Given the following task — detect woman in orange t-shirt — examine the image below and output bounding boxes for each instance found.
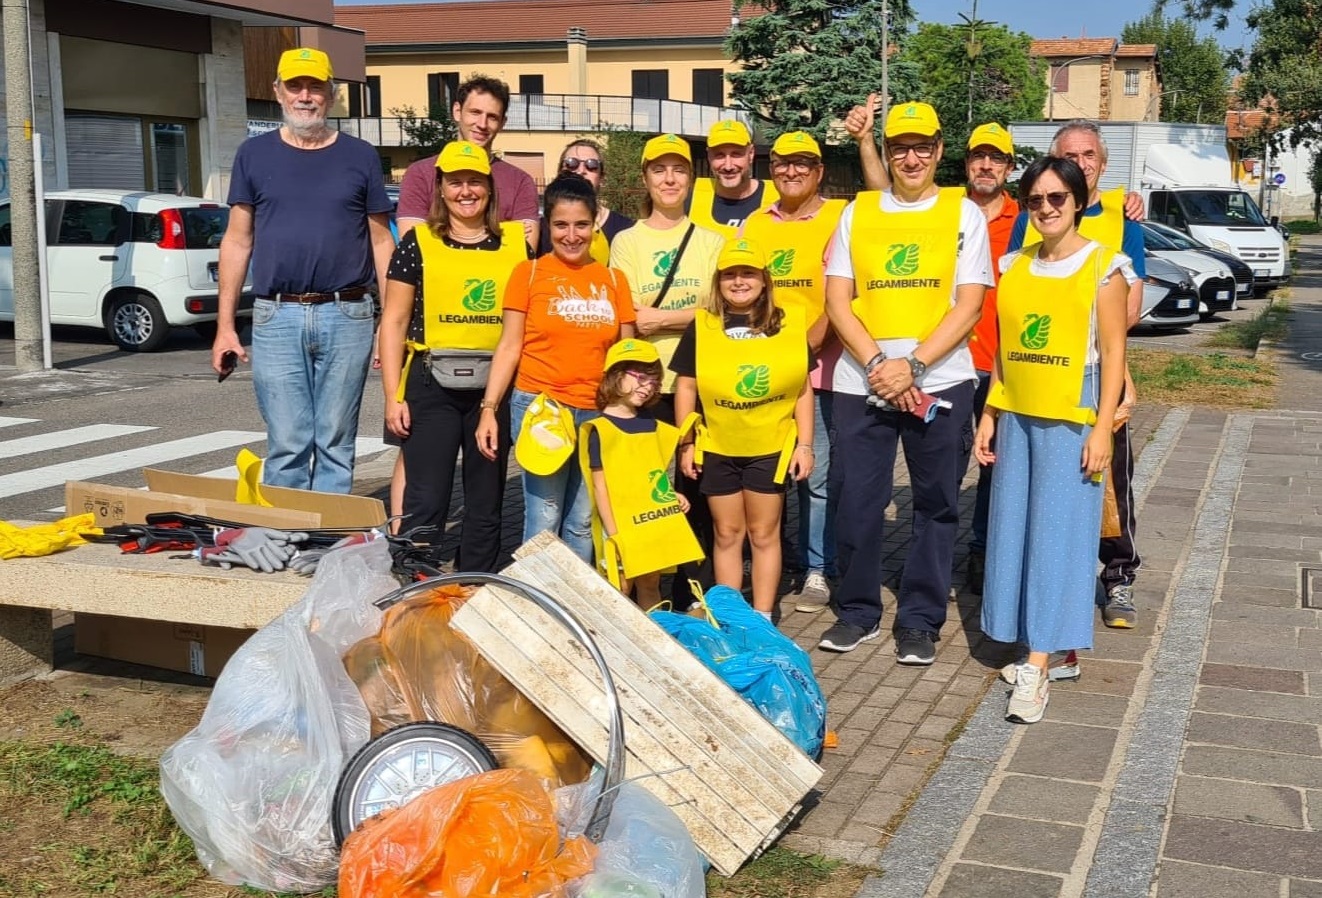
[478,173,637,562]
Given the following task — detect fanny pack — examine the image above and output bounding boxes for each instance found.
[427,348,493,389]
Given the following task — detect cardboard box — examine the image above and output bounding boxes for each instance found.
[74,613,253,678]
[66,469,385,530]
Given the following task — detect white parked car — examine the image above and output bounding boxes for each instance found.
[1138,222,1237,319]
[0,189,253,351]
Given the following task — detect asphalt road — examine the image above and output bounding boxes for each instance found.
[0,293,1266,521]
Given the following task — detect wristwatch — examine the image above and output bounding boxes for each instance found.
[905,355,928,379]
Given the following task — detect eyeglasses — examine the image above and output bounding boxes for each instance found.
[771,158,819,174]
[562,157,602,173]
[968,150,1012,165]
[1024,191,1072,212]
[625,369,659,387]
[888,142,937,161]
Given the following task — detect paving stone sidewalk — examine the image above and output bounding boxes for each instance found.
[847,236,1322,897]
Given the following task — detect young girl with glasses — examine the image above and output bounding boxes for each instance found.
[671,237,814,621]
[581,339,703,607]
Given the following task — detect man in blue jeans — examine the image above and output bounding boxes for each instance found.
[211,48,395,493]
[821,103,992,664]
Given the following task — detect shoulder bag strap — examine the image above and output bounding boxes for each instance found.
[651,223,697,308]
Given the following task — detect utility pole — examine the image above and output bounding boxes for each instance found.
[880,0,890,124]
[4,0,42,371]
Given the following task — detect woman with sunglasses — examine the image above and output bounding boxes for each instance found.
[973,156,1132,725]
[378,140,530,571]
[537,139,634,264]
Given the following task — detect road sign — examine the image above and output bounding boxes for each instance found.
[1273,172,1287,186]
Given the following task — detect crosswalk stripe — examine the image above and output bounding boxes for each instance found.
[0,424,157,460]
[0,416,38,429]
[0,430,265,499]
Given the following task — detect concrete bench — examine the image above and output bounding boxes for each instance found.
[0,532,306,683]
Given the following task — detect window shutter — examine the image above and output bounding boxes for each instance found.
[66,115,144,190]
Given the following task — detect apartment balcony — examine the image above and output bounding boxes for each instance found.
[330,93,754,146]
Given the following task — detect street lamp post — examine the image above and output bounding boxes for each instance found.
[1146,89,1183,122]
[1047,54,1112,121]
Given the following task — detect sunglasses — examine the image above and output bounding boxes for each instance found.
[625,369,660,387]
[968,150,1012,165]
[562,157,602,173]
[1024,191,1072,212]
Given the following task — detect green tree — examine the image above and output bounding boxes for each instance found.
[1236,0,1322,148]
[390,102,457,160]
[590,128,651,218]
[725,0,922,148]
[898,20,1046,182]
[1121,12,1228,124]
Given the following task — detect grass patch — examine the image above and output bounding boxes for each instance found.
[708,846,875,897]
[1205,298,1290,351]
[1286,219,1320,235]
[0,739,207,896]
[1128,347,1277,408]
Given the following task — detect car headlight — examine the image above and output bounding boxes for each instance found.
[1180,266,1198,277]
[1209,238,1233,253]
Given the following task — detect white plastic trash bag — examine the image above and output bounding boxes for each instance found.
[160,540,397,892]
[559,773,706,898]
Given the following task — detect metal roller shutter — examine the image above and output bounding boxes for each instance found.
[66,114,144,190]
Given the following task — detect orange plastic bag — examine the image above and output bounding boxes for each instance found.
[338,768,596,898]
[343,586,592,788]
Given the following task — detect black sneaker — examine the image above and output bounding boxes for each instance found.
[967,551,985,596]
[818,620,881,653]
[895,628,937,665]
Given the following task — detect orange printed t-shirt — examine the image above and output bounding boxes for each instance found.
[969,193,1019,373]
[504,254,637,409]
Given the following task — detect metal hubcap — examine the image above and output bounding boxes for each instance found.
[112,302,154,346]
[346,733,494,830]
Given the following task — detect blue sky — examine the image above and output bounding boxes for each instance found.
[337,0,1256,51]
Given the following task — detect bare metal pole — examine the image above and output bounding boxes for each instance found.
[880,0,889,122]
[4,0,43,371]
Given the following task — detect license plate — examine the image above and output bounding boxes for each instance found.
[1254,268,1269,277]
[1216,290,1230,300]
[1177,299,1194,309]
[1237,283,1250,294]
[207,262,219,283]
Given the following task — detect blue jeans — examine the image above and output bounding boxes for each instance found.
[250,297,375,494]
[795,390,837,576]
[510,388,598,563]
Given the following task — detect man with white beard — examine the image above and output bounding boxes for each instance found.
[211,48,395,493]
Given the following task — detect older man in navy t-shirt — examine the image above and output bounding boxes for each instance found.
[212,48,394,494]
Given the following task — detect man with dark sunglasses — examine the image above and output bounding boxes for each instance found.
[1007,120,1146,635]
[821,102,993,664]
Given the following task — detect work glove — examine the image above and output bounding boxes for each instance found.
[199,527,308,573]
[287,531,382,576]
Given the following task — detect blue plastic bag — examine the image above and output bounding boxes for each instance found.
[650,586,827,758]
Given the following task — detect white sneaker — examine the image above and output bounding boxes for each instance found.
[794,571,831,612]
[999,650,1080,684]
[1006,663,1050,724]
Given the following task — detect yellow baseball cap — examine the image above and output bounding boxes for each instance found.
[717,237,768,271]
[603,338,661,372]
[771,131,822,159]
[514,393,577,476]
[278,48,332,83]
[436,140,492,175]
[641,134,692,164]
[708,120,752,148]
[968,122,1013,155]
[885,102,941,138]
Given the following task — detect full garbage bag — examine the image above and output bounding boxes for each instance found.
[651,585,827,758]
[338,768,597,898]
[159,540,397,892]
[557,772,706,898]
[343,585,592,788]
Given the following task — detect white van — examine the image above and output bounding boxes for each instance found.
[1142,144,1289,293]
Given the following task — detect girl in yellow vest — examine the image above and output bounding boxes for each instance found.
[580,339,703,607]
[672,238,814,621]
[972,156,1132,725]
[378,140,529,571]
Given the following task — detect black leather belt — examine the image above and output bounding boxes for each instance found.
[269,286,370,304]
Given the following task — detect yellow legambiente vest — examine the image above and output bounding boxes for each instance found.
[689,178,780,240]
[987,244,1116,426]
[740,199,846,324]
[1025,186,1125,250]
[588,229,610,266]
[849,187,963,340]
[694,307,807,484]
[416,221,527,351]
[580,414,703,586]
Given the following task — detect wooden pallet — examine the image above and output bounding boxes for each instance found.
[449,532,823,875]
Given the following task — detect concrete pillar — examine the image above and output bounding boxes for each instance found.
[567,27,588,96]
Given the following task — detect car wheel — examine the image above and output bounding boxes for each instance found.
[331,721,498,846]
[107,292,170,352]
